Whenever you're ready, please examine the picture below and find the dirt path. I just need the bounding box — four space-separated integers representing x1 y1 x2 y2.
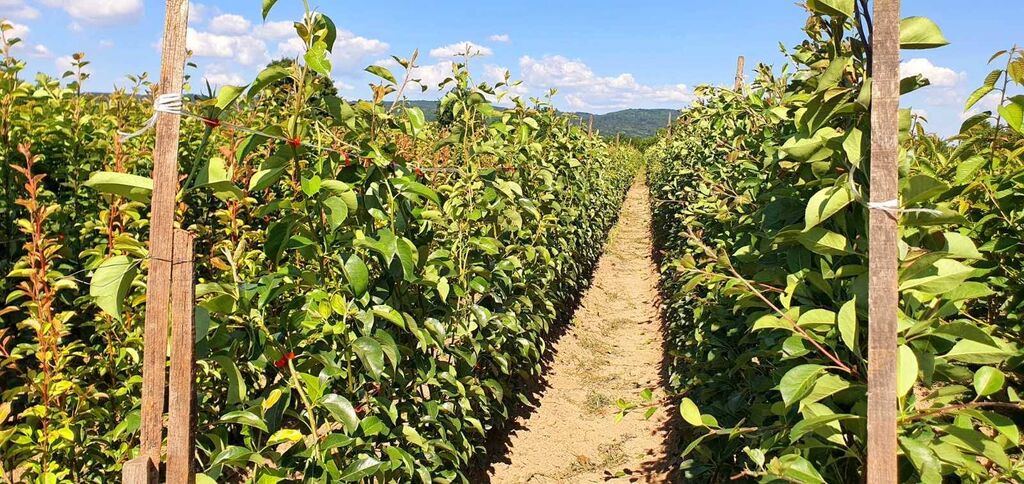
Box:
488 180 673 483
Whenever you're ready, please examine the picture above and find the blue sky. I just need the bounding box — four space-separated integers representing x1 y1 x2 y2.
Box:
1 1 1021 135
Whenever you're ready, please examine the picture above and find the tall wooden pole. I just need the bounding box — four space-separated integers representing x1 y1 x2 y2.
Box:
140 0 190 469
868 0 900 482
167 230 197 484
667 112 673 138
734 55 746 91
588 114 594 138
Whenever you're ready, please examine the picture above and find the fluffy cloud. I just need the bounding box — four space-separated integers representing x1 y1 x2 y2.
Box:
900 58 966 88
201 64 246 88
43 0 143 25
3 20 29 40
519 55 692 111
186 28 268 66
430 41 492 59
489 34 510 43
0 0 40 20
254 20 294 40
208 14 251 35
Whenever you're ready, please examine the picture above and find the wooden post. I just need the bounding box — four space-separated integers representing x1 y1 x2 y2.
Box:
167 230 196 484
137 0 190 474
868 0 900 482
122 455 158 483
588 114 594 138
734 56 746 91
667 112 673 138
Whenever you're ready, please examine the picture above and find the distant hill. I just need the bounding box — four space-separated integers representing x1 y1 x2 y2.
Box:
399 100 675 139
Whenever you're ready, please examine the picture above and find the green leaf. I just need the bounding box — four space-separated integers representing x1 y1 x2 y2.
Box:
248 65 290 98
954 155 986 184
323 196 349 231
838 297 858 353
353 336 385 380
774 454 826 483
796 227 850 255
249 167 287 191
897 345 918 397
339 456 382 481
90 256 138 320
220 410 268 432
964 85 994 111
942 233 983 260
901 174 949 205
261 0 279 19
343 255 369 297
266 428 303 446
803 184 852 231
210 445 252 468
213 355 246 405
365 65 397 84
806 0 853 18
900 17 949 50
790 414 857 442
973 366 1005 397
679 398 704 427
944 340 1013 365
321 394 360 433
265 220 294 265
779 365 826 407
998 96 1024 134
304 40 332 77
899 258 975 295
84 172 153 202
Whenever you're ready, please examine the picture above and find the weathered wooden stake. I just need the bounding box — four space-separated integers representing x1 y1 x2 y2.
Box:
667 112 673 138
868 0 900 482
588 114 594 137
734 55 746 91
167 229 196 484
125 0 190 482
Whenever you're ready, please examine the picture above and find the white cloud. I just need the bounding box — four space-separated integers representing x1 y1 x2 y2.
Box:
519 55 692 112
99 39 114 48
0 0 39 19
29 43 51 57
208 13 251 35
255 20 294 39
900 58 966 88
44 0 143 25
430 41 492 59
188 2 214 24
330 29 389 70
3 20 28 40
186 27 268 66
489 34 510 43
202 64 246 87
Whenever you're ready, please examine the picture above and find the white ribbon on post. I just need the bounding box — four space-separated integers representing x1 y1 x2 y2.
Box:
118 93 184 142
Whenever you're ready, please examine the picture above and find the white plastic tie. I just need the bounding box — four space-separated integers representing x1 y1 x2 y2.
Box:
868 198 944 216
118 93 184 142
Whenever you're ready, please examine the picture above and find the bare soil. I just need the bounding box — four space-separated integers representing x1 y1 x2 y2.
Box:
487 180 675 483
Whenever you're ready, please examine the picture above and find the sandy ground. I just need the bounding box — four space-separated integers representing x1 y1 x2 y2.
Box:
487 180 674 483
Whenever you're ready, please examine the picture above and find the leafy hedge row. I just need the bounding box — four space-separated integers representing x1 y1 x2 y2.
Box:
649 4 1024 483
0 8 640 483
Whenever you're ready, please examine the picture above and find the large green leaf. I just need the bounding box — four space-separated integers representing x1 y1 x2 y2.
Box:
804 184 852 231
343 255 369 297
321 394 360 433
304 40 332 77
998 96 1024 135
944 340 1013 365
973 367 1005 397
84 172 153 202
900 17 950 50
806 0 853 18
90 256 138 320
897 345 918 397
353 336 385 380
779 365 826 407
